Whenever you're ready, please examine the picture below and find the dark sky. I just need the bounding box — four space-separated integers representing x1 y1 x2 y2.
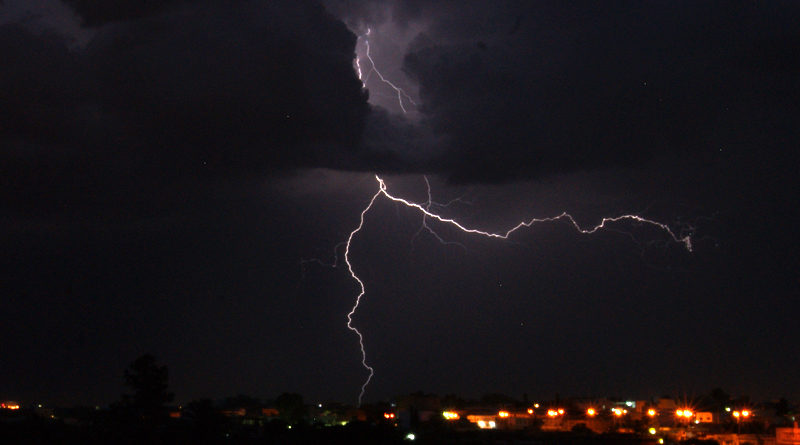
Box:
1 0 798 407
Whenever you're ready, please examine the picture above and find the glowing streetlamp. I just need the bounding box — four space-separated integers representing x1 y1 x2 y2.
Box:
442 411 459 420
547 409 564 418
587 408 597 417
733 409 752 433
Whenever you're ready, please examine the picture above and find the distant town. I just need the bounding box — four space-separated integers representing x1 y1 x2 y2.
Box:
2 355 799 444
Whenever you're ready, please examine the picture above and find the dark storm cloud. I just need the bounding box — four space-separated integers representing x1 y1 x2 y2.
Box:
62 0 186 26
3 0 800 407
1 0 369 222
84 1 368 172
330 0 800 182
8 0 797 195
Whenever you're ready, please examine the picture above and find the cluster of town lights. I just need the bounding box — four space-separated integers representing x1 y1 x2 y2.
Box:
434 404 752 431
0 403 20 410
383 412 396 419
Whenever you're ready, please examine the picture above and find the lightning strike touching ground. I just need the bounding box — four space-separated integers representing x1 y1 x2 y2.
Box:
342 175 692 405
355 28 417 113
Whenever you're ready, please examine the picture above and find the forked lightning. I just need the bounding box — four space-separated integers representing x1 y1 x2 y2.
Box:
342 175 691 405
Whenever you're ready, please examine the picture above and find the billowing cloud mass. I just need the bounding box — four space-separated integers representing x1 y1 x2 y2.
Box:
331 0 800 181
1 0 798 229
4 0 799 199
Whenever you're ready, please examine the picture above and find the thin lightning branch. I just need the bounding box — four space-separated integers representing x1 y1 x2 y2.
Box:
355 28 417 113
344 185 384 405
342 175 692 406
375 176 692 248
301 241 346 269
411 176 468 251
354 56 364 86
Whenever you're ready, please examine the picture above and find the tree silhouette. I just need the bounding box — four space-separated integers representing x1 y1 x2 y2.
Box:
275 392 306 425
710 388 731 409
121 354 174 421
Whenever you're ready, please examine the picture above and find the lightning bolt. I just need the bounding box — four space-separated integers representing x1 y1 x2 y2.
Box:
355 28 417 113
342 175 691 406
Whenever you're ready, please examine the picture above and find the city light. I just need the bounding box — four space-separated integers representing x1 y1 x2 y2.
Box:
742 410 751 418
527 408 534 415
405 432 416 441
498 410 510 418
547 409 559 417
733 411 740 418
383 412 396 419
558 408 565 415
648 409 657 417
0 403 20 410
649 427 657 435
442 411 460 420
587 408 597 417
676 409 693 418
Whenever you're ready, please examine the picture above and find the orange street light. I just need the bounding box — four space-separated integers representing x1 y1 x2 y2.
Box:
647 408 657 417
498 411 510 418
587 408 596 417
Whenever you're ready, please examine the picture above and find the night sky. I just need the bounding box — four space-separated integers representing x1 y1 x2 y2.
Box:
1 0 798 407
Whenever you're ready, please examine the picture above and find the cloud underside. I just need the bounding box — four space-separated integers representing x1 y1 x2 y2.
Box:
2 0 799 213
